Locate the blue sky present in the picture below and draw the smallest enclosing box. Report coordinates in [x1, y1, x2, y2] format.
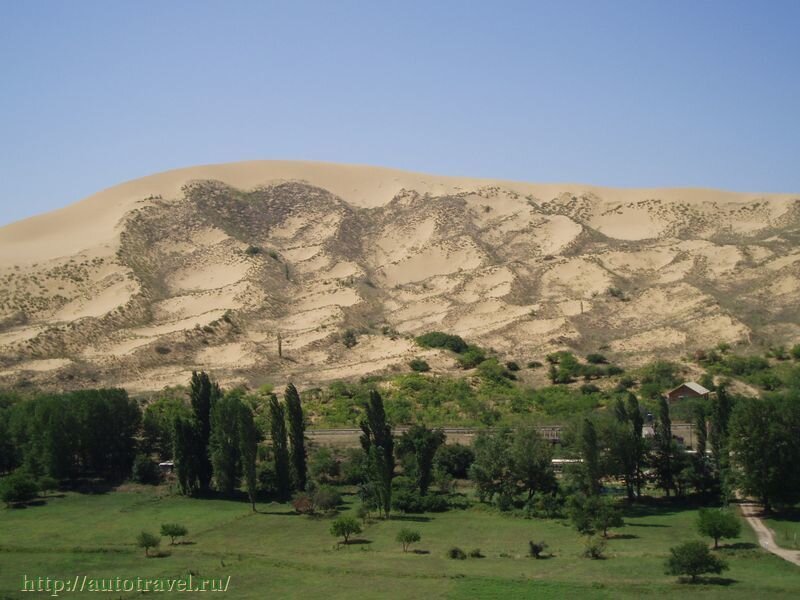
[1, 1, 798, 225]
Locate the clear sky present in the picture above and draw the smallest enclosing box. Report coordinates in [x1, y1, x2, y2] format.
[1, 1, 798, 226]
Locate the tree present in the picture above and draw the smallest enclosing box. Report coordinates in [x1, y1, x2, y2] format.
[509, 426, 556, 500]
[209, 395, 243, 496]
[173, 416, 200, 496]
[653, 397, 675, 496]
[593, 496, 624, 537]
[396, 528, 421, 552]
[269, 395, 291, 500]
[136, 531, 161, 557]
[434, 443, 474, 479]
[709, 385, 733, 472]
[729, 393, 800, 512]
[189, 371, 220, 493]
[696, 508, 741, 549]
[0, 470, 38, 507]
[397, 425, 445, 495]
[330, 516, 362, 545]
[579, 419, 602, 495]
[160, 523, 188, 545]
[665, 541, 728, 582]
[360, 390, 394, 517]
[312, 484, 342, 512]
[238, 402, 260, 511]
[284, 383, 307, 492]
[626, 394, 646, 497]
[131, 454, 161, 485]
[569, 494, 623, 536]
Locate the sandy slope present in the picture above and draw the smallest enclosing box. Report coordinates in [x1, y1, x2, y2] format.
[0, 160, 798, 391]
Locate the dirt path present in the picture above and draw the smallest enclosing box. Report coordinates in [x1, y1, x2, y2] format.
[739, 502, 800, 566]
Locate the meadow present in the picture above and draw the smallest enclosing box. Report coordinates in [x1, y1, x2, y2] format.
[1, 485, 799, 599]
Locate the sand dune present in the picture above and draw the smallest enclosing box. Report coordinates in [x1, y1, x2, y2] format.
[0, 160, 798, 391]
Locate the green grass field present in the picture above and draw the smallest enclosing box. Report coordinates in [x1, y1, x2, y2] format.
[1, 487, 799, 599]
[765, 510, 800, 550]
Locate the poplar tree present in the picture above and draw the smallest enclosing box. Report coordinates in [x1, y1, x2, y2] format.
[360, 390, 394, 517]
[269, 395, 291, 500]
[284, 383, 307, 491]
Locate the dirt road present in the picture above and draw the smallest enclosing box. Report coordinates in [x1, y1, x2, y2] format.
[739, 502, 800, 567]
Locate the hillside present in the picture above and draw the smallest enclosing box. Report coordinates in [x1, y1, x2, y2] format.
[0, 160, 798, 392]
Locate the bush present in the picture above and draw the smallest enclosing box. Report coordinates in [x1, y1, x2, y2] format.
[0, 470, 39, 507]
[527, 361, 543, 369]
[697, 508, 741, 549]
[132, 454, 161, 485]
[580, 383, 601, 395]
[457, 346, 487, 369]
[469, 548, 484, 558]
[330, 516, 362, 545]
[505, 361, 520, 372]
[528, 540, 548, 559]
[665, 540, 728, 582]
[791, 344, 800, 360]
[582, 535, 607, 559]
[136, 531, 161, 557]
[525, 491, 565, 519]
[244, 245, 262, 256]
[291, 492, 315, 515]
[160, 523, 188, 545]
[309, 447, 340, 483]
[396, 528, 421, 552]
[448, 546, 467, 560]
[312, 484, 342, 512]
[393, 487, 449, 513]
[409, 358, 431, 373]
[415, 332, 468, 354]
[586, 353, 608, 364]
[342, 329, 358, 349]
[38, 476, 59, 497]
[435, 443, 475, 479]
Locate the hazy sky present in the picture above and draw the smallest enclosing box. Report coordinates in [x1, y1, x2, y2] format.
[1, 1, 798, 226]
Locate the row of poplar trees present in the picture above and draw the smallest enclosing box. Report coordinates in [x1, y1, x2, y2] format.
[173, 372, 307, 510]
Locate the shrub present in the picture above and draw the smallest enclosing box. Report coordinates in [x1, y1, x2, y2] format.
[136, 531, 161, 557]
[342, 329, 358, 349]
[244, 245, 262, 256]
[457, 346, 487, 369]
[132, 454, 161, 485]
[582, 535, 607, 559]
[528, 540, 548, 559]
[330, 516, 362, 545]
[697, 508, 741, 549]
[665, 540, 728, 582]
[312, 484, 342, 512]
[160, 523, 188, 545]
[396, 528, 421, 552]
[580, 383, 601, 395]
[448, 546, 467, 560]
[586, 353, 608, 364]
[415, 332, 468, 354]
[791, 344, 800, 360]
[0, 470, 39, 507]
[527, 361, 543, 369]
[409, 358, 431, 372]
[309, 447, 340, 483]
[469, 548, 484, 558]
[291, 492, 315, 515]
[38, 476, 59, 497]
[356, 503, 370, 523]
[525, 491, 565, 519]
[505, 361, 521, 372]
[435, 443, 475, 478]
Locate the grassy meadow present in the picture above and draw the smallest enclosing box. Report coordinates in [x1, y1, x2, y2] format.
[1, 485, 799, 599]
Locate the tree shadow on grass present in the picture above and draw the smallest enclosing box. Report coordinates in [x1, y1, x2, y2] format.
[626, 523, 668, 528]
[147, 550, 172, 559]
[259, 509, 300, 516]
[412, 549, 431, 555]
[680, 577, 736, 586]
[389, 515, 432, 523]
[720, 542, 757, 551]
[610, 533, 639, 540]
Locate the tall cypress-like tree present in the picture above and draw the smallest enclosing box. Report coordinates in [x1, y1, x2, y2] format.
[626, 393, 646, 498]
[173, 416, 200, 496]
[209, 395, 243, 496]
[360, 390, 394, 517]
[579, 418, 601, 496]
[269, 395, 291, 500]
[284, 383, 307, 491]
[654, 396, 674, 497]
[189, 371, 220, 492]
[397, 425, 445, 496]
[709, 385, 733, 470]
[238, 402, 259, 511]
